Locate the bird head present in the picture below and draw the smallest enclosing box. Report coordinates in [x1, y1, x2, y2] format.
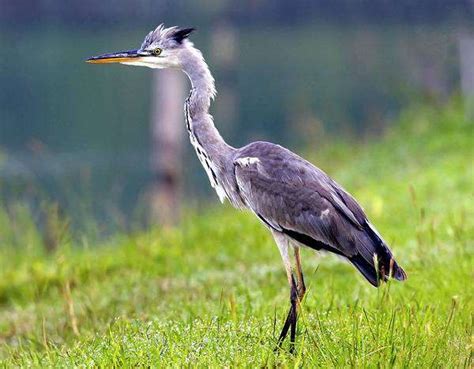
[86, 25, 195, 69]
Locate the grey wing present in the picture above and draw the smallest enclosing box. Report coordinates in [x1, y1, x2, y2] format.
[233, 142, 406, 286]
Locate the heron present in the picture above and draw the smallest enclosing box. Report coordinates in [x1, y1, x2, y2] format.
[87, 25, 407, 351]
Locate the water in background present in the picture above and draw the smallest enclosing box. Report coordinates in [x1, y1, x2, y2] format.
[0, 21, 464, 233]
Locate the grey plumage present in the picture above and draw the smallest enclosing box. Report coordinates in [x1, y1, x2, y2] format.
[233, 141, 406, 286]
[88, 24, 407, 349]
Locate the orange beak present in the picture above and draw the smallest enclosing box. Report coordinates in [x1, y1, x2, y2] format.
[86, 49, 142, 64]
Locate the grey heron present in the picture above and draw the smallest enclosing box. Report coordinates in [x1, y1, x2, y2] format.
[87, 25, 407, 351]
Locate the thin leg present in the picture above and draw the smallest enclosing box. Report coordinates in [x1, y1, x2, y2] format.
[272, 231, 301, 352]
[277, 274, 298, 348]
[294, 247, 306, 301]
[288, 275, 298, 351]
[286, 248, 307, 351]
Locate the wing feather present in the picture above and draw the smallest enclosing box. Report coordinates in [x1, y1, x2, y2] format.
[234, 142, 365, 256]
[233, 142, 406, 286]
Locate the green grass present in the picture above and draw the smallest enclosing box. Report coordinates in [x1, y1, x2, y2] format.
[0, 99, 472, 367]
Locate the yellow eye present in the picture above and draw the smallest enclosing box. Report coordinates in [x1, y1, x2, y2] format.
[152, 47, 162, 56]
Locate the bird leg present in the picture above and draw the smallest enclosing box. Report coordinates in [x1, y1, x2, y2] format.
[294, 247, 306, 300]
[277, 274, 298, 351]
[273, 231, 307, 352]
[276, 247, 307, 352]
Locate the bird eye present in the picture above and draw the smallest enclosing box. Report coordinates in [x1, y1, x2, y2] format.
[152, 47, 162, 56]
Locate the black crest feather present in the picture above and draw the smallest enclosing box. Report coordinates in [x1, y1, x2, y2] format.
[172, 27, 195, 44]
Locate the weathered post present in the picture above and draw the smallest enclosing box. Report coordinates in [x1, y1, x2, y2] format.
[459, 36, 474, 119]
[149, 69, 186, 225]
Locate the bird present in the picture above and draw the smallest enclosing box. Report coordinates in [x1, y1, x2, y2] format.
[87, 25, 407, 351]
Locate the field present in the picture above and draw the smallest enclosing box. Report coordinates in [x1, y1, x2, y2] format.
[0, 100, 472, 367]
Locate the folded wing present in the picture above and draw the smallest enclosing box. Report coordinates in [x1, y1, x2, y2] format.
[233, 141, 406, 286]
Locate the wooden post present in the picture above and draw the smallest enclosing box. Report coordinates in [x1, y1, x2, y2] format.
[149, 69, 186, 225]
[459, 36, 474, 119]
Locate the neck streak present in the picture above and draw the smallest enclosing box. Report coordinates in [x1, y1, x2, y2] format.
[181, 44, 234, 202]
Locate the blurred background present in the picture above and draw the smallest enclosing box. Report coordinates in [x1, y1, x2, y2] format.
[0, 0, 473, 239]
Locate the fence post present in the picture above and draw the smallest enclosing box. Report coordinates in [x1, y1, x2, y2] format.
[459, 36, 474, 119]
[149, 69, 186, 225]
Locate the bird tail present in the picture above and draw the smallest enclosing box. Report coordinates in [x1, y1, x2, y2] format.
[281, 223, 406, 287]
[350, 223, 407, 287]
[350, 253, 406, 287]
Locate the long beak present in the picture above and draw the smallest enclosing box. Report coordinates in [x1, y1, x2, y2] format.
[86, 49, 144, 64]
